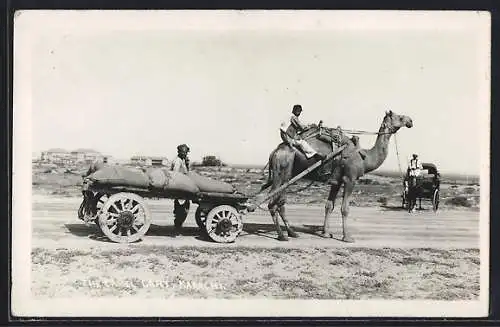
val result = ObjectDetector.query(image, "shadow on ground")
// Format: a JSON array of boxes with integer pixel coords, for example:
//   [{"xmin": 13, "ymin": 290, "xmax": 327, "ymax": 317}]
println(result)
[
  {"xmin": 64, "ymin": 223, "xmax": 214, "ymax": 243},
  {"xmin": 380, "ymin": 205, "xmax": 433, "ymax": 213},
  {"xmin": 65, "ymin": 221, "xmax": 333, "ymax": 243},
  {"xmin": 380, "ymin": 205, "xmax": 407, "ymax": 212},
  {"xmin": 241, "ymin": 222, "xmax": 333, "ymax": 239}
]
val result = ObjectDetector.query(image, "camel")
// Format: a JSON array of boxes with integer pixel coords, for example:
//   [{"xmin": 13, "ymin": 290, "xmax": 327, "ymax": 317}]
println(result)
[{"xmin": 260, "ymin": 110, "xmax": 413, "ymax": 242}]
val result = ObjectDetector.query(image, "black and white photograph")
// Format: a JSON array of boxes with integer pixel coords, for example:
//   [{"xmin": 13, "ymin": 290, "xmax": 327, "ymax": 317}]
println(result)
[{"xmin": 12, "ymin": 10, "xmax": 490, "ymax": 317}]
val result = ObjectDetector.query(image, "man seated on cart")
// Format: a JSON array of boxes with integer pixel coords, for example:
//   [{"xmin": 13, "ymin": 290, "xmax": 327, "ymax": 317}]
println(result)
[
  {"xmin": 408, "ymin": 153, "xmax": 423, "ymax": 178},
  {"xmin": 405, "ymin": 153, "xmax": 424, "ymax": 192},
  {"xmin": 171, "ymin": 143, "xmax": 191, "ymax": 235}
]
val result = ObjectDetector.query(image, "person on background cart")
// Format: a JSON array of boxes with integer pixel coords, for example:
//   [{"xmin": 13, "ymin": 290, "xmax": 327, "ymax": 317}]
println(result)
[{"xmin": 408, "ymin": 153, "xmax": 423, "ymax": 178}]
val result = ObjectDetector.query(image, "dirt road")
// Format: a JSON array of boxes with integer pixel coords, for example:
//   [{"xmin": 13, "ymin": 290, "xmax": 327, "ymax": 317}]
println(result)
[
  {"xmin": 28, "ymin": 194, "xmax": 482, "ymax": 300},
  {"xmin": 32, "ymin": 195, "xmax": 479, "ymax": 249}
]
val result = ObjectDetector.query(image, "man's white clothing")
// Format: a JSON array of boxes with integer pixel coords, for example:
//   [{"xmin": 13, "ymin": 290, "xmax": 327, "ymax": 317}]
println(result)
[
  {"xmin": 171, "ymin": 156, "xmax": 188, "ymax": 174},
  {"xmin": 408, "ymin": 157, "xmax": 423, "ymax": 177},
  {"xmin": 280, "ymin": 120, "xmax": 318, "ymax": 159}
]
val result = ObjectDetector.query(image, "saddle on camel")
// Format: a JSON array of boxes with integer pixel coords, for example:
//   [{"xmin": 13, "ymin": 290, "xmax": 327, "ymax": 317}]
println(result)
[{"xmin": 279, "ymin": 120, "xmax": 368, "ymax": 181}]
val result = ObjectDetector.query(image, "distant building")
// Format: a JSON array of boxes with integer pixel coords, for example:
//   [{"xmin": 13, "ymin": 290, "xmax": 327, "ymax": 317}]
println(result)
[
  {"xmin": 151, "ymin": 156, "xmax": 169, "ymax": 167},
  {"xmin": 102, "ymin": 155, "xmax": 114, "ymax": 164},
  {"xmin": 32, "ymin": 152, "xmax": 41, "ymax": 163},
  {"xmin": 130, "ymin": 155, "xmax": 150, "ymax": 166},
  {"xmin": 130, "ymin": 156, "xmax": 168, "ymax": 167},
  {"xmin": 41, "ymin": 148, "xmax": 74, "ymax": 165},
  {"xmin": 39, "ymin": 148, "xmax": 106, "ymax": 165},
  {"xmin": 71, "ymin": 148, "xmax": 103, "ymax": 163},
  {"xmin": 111, "ymin": 157, "xmax": 129, "ymax": 165}
]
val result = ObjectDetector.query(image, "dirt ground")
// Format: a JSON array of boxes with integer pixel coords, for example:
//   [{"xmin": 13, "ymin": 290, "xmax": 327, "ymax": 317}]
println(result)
[
  {"xmin": 30, "ymin": 192, "xmax": 481, "ymax": 300},
  {"xmin": 29, "ymin": 164, "xmax": 482, "ymax": 300},
  {"xmin": 32, "ymin": 246, "xmax": 479, "ymax": 300}
]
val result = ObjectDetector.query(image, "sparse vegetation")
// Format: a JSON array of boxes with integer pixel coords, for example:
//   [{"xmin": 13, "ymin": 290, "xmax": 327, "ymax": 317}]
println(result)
[
  {"xmin": 31, "ymin": 162, "xmax": 479, "ymax": 210},
  {"xmin": 31, "ymin": 246, "xmax": 480, "ymax": 300},
  {"xmin": 445, "ymin": 196, "xmax": 473, "ymax": 208},
  {"xmin": 192, "ymin": 155, "xmax": 227, "ymax": 167},
  {"xmin": 377, "ymin": 197, "xmax": 388, "ymax": 206},
  {"xmin": 464, "ymin": 187, "xmax": 476, "ymax": 194}
]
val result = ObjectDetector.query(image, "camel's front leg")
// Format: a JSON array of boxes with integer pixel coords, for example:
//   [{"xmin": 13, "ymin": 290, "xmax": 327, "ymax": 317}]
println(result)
[
  {"xmin": 341, "ymin": 179, "xmax": 355, "ymax": 243},
  {"xmin": 322, "ymin": 181, "xmax": 341, "ymax": 238}
]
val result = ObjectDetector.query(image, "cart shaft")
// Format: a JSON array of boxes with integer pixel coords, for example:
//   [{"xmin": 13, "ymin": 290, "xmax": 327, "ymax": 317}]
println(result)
[{"xmin": 251, "ymin": 144, "xmax": 347, "ymax": 209}]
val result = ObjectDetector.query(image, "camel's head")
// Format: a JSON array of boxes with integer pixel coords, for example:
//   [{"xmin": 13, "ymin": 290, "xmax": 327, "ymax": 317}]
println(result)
[{"xmin": 382, "ymin": 110, "xmax": 413, "ymax": 133}]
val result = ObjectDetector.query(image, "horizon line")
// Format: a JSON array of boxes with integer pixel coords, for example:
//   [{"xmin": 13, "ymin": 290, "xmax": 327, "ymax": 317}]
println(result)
[{"xmin": 33, "ymin": 150, "xmax": 480, "ymax": 178}]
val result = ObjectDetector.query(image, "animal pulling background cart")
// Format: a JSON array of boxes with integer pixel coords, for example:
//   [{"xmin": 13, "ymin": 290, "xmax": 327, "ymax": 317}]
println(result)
[{"xmin": 77, "ymin": 145, "xmax": 347, "ymax": 244}]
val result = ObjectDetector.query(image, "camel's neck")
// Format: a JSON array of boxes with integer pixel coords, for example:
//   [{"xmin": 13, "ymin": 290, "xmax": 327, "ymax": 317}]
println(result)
[{"xmin": 363, "ymin": 126, "xmax": 393, "ymax": 174}]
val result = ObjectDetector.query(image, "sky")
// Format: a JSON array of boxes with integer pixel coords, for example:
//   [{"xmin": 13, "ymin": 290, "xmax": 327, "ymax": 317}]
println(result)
[{"xmin": 22, "ymin": 11, "xmax": 490, "ymax": 175}]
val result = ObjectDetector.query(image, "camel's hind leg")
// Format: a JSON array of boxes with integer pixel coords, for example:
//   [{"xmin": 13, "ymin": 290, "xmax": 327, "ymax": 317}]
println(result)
[
  {"xmin": 267, "ymin": 148, "xmax": 295, "ymax": 241},
  {"xmin": 278, "ymin": 205, "xmax": 298, "ymax": 238},
  {"xmin": 276, "ymin": 154, "xmax": 298, "ymax": 238},
  {"xmin": 267, "ymin": 168, "xmax": 289, "ymax": 241},
  {"xmin": 268, "ymin": 197, "xmax": 288, "ymax": 241}
]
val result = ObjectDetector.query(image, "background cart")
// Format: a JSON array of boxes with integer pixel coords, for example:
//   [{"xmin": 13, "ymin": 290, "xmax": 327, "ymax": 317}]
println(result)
[{"xmin": 401, "ymin": 162, "xmax": 441, "ymax": 212}]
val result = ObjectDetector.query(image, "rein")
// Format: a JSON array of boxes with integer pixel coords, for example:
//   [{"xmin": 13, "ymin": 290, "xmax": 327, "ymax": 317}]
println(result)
[
  {"xmin": 303, "ymin": 123, "xmax": 395, "ymax": 137},
  {"xmin": 341, "ymin": 129, "xmax": 393, "ymax": 135},
  {"xmin": 393, "ymin": 134, "xmax": 405, "ymax": 180}
]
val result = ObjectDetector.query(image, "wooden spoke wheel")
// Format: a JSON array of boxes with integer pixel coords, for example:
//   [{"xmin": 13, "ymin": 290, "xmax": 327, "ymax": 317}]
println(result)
[
  {"xmin": 79, "ymin": 192, "xmax": 109, "ymax": 231},
  {"xmin": 195, "ymin": 207, "xmax": 208, "ymax": 229},
  {"xmin": 78, "ymin": 199, "xmax": 86, "ymax": 220},
  {"xmin": 195, "ymin": 203, "xmax": 214, "ymax": 230},
  {"xmin": 432, "ymin": 189, "xmax": 440, "ymax": 212},
  {"xmin": 95, "ymin": 193, "xmax": 109, "ymax": 211},
  {"xmin": 98, "ymin": 192, "xmax": 151, "ymax": 243},
  {"xmin": 93, "ymin": 193, "xmax": 109, "ymax": 232},
  {"xmin": 204, "ymin": 205, "xmax": 243, "ymax": 243}
]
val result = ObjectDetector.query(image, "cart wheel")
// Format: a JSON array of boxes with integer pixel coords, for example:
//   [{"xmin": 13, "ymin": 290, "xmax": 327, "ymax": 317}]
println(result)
[
  {"xmin": 98, "ymin": 192, "xmax": 152, "ymax": 243},
  {"xmin": 93, "ymin": 193, "xmax": 110, "ymax": 233},
  {"xmin": 78, "ymin": 199, "xmax": 86, "ymax": 219},
  {"xmin": 195, "ymin": 206, "xmax": 208, "ymax": 229},
  {"xmin": 79, "ymin": 191, "xmax": 95, "ymax": 220},
  {"xmin": 204, "ymin": 205, "xmax": 243, "ymax": 243},
  {"xmin": 79, "ymin": 192, "xmax": 108, "ymax": 221},
  {"xmin": 432, "ymin": 189, "xmax": 440, "ymax": 212},
  {"xmin": 95, "ymin": 193, "xmax": 109, "ymax": 211}
]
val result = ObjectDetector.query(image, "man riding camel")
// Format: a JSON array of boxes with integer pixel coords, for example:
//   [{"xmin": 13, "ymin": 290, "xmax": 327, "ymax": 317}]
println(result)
[
  {"xmin": 171, "ymin": 144, "xmax": 191, "ymax": 235},
  {"xmin": 280, "ymin": 104, "xmax": 326, "ymax": 160},
  {"xmin": 283, "ymin": 105, "xmax": 367, "ymax": 161}
]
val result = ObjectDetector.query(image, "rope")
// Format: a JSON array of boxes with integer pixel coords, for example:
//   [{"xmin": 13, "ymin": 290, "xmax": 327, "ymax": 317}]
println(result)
[
  {"xmin": 262, "ymin": 161, "xmax": 269, "ymax": 172},
  {"xmin": 393, "ymin": 134, "xmax": 405, "ymax": 181},
  {"xmin": 341, "ymin": 129, "xmax": 392, "ymax": 135}
]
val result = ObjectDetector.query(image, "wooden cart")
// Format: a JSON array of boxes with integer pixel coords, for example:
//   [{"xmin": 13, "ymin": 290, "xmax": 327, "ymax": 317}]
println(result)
[
  {"xmin": 77, "ymin": 145, "xmax": 346, "ymax": 244},
  {"xmin": 401, "ymin": 162, "xmax": 441, "ymax": 212}
]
